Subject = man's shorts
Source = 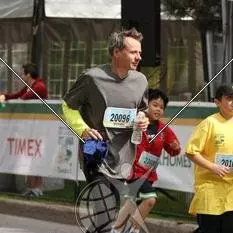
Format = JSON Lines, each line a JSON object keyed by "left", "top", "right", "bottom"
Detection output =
{"left": 125, "top": 179, "right": 157, "bottom": 201}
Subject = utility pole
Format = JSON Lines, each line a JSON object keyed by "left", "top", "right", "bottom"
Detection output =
{"left": 32, "top": 0, "right": 45, "bottom": 78}
{"left": 221, "top": 0, "right": 233, "bottom": 84}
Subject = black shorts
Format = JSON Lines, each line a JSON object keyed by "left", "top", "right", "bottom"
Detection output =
{"left": 197, "top": 211, "right": 233, "bottom": 233}
{"left": 125, "top": 179, "right": 157, "bottom": 201}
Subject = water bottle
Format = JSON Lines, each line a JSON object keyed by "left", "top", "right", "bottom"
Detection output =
{"left": 131, "top": 111, "right": 145, "bottom": 144}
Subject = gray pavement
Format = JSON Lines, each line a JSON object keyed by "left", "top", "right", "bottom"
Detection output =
{"left": 0, "top": 199, "right": 197, "bottom": 233}
{"left": 0, "top": 213, "right": 79, "bottom": 233}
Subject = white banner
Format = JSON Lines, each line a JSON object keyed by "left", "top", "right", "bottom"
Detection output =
{"left": 0, "top": 118, "right": 196, "bottom": 192}
{"left": 154, "top": 125, "right": 195, "bottom": 193}
{"left": 0, "top": 100, "right": 214, "bottom": 193}
{"left": 0, "top": 119, "right": 79, "bottom": 180}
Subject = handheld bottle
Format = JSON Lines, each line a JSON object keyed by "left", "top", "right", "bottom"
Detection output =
{"left": 131, "top": 111, "right": 145, "bottom": 144}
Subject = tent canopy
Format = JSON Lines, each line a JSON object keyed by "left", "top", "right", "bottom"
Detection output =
{"left": 45, "top": 0, "right": 121, "bottom": 19}
{"left": 0, "top": 0, "right": 34, "bottom": 18}
{"left": 0, "top": 0, "right": 121, "bottom": 19}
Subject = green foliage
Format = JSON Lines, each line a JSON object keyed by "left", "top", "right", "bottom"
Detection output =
{"left": 141, "top": 66, "right": 164, "bottom": 88}
{"left": 162, "top": 0, "right": 222, "bottom": 31}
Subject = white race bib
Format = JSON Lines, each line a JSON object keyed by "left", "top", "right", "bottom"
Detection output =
{"left": 103, "top": 107, "right": 137, "bottom": 128}
{"left": 138, "top": 151, "right": 160, "bottom": 170}
{"left": 215, "top": 153, "right": 233, "bottom": 168}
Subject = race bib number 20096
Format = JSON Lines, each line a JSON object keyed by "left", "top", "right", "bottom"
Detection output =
{"left": 103, "top": 107, "right": 137, "bottom": 128}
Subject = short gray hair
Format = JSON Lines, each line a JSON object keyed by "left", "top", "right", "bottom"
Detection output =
{"left": 108, "top": 28, "right": 143, "bottom": 56}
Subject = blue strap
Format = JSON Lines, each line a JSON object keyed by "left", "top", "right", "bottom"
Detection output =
{"left": 83, "top": 139, "right": 108, "bottom": 164}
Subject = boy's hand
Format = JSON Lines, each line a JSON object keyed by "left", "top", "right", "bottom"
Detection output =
{"left": 211, "top": 164, "right": 230, "bottom": 177}
{"left": 138, "top": 116, "right": 149, "bottom": 131}
{"left": 169, "top": 140, "right": 180, "bottom": 151}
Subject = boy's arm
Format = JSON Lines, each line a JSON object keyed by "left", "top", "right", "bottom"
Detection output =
{"left": 186, "top": 152, "right": 214, "bottom": 170}
{"left": 185, "top": 118, "right": 230, "bottom": 177}
{"left": 163, "top": 127, "right": 181, "bottom": 156}
{"left": 186, "top": 152, "right": 230, "bottom": 177}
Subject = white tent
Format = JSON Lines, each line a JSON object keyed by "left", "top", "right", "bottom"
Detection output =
{"left": 0, "top": 0, "right": 121, "bottom": 97}
{"left": 0, "top": 0, "right": 121, "bottom": 19}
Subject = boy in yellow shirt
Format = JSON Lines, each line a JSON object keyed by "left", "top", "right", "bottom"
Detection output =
{"left": 186, "top": 84, "right": 233, "bottom": 233}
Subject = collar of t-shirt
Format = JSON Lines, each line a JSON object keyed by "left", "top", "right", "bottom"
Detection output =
{"left": 147, "top": 121, "right": 159, "bottom": 139}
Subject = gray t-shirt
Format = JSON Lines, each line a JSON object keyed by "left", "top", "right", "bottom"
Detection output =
{"left": 64, "top": 64, "right": 148, "bottom": 178}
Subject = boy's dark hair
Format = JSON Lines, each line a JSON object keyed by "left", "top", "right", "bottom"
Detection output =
{"left": 215, "top": 84, "right": 233, "bottom": 100}
{"left": 148, "top": 88, "right": 169, "bottom": 108}
{"left": 22, "top": 63, "right": 38, "bottom": 80}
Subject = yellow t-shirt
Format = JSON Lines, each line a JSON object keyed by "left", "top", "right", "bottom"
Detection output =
{"left": 186, "top": 113, "right": 233, "bottom": 215}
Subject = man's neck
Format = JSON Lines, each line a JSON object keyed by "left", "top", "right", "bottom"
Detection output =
{"left": 111, "top": 63, "right": 128, "bottom": 79}
{"left": 27, "top": 78, "right": 36, "bottom": 87}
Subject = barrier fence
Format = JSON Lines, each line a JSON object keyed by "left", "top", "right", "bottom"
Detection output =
{"left": 0, "top": 99, "right": 217, "bottom": 219}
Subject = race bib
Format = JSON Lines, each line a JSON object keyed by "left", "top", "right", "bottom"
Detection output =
{"left": 138, "top": 151, "right": 160, "bottom": 170}
{"left": 215, "top": 154, "right": 233, "bottom": 168}
{"left": 103, "top": 107, "right": 137, "bottom": 128}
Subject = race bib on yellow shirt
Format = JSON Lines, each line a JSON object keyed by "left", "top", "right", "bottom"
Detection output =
{"left": 103, "top": 107, "right": 137, "bottom": 128}
{"left": 215, "top": 154, "right": 233, "bottom": 168}
{"left": 138, "top": 151, "right": 160, "bottom": 170}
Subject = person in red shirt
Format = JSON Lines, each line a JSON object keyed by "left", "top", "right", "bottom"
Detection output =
{"left": 111, "top": 88, "right": 181, "bottom": 233}
{"left": 0, "top": 63, "right": 48, "bottom": 198}
{"left": 0, "top": 64, "right": 48, "bottom": 101}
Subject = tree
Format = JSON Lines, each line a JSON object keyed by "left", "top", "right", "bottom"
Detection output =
{"left": 162, "top": 0, "right": 222, "bottom": 100}
{"left": 162, "top": 0, "right": 222, "bottom": 32}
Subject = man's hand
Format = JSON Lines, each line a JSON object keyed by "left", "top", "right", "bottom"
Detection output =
{"left": 81, "top": 128, "right": 103, "bottom": 141}
{"left": 0, "top": 94, "right": 5, "bottom": 103}
{"left": 211, "top": 164, "right": 230, "bottom": 177}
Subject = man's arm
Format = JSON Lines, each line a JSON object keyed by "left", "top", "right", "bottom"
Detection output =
{"left": 62, "top": 101, "right": 103, "bottom": 140}
{"left": 138, "top": 88, "right": 148, "bottom": 113}
{"left": 20, "top": 82, "right": 48, "bottom": 99}
{"left": 62, "top": 101, "right": 89, "bottom": 136}
{"left": 63, "top": 74, "right": 103, "bottom": 140}
{"left": 4, "top": 88, "right": 26, "bottom": 100}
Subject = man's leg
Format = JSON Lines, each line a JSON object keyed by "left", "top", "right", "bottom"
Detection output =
{"left": 91, "top": 175, "right": 120, "bottom": 232}
{"left": 34, "top": 176, "right": 43, "bottom": 195}
{"left": 22, "top": 176, "right": 35, "bottom": 197}
{"left": 83, "top": 162, "right": 121, "bottom": 233}
{"left": 27, "top": 176, "right": 35, "bottom": 189}
{"left": 197, "top": 214, "right": 220, "bottom": 233}
{"left": 26, "top": 176, "right": 43, "bottom": 197}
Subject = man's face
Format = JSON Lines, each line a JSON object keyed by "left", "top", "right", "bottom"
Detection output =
{"left": 215, "top": 95, "right": 233, "bottom": 118}
{"left": 114, "top": 37, "right": 142, "bottom": 70}
{"left": 21, "top": 69, "right": 29, "bottom": 83}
